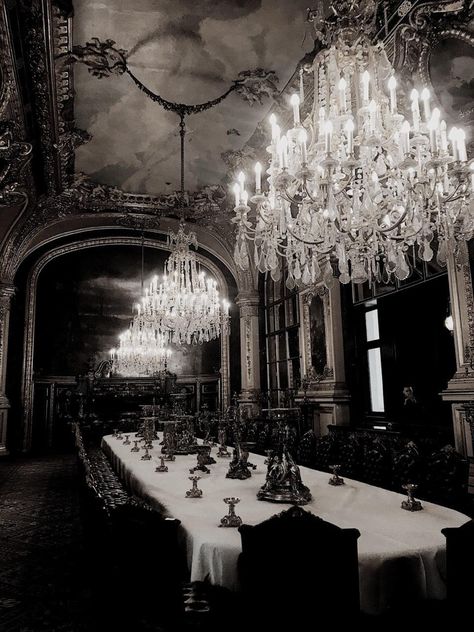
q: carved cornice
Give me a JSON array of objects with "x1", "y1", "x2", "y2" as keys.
[
  {"x1": 302, "y1": 284, "x2": 329, "y2": 305},
  {"x1": 0, "y1": 122, "x2": 33, "y2": 208},
  {"x1": 0, "y1": 5, "x2": 34, "y2": 208},
  {"x1": 19, "y1": 0, "x2": 59, "y2": 193},
  {"x1": 390, "y1": 0, "x2": 474, "y2": 95}
]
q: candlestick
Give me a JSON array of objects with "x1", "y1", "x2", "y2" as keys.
[
  {"x1": 368, "y1": 100, "x2": 377, "y2": 135},
  {"x1": 338, "y1": 77, "x2": 347, "y2": 113},
  {"x1": 401, "y1": 120, "x2": 410, "y2": 155},
  {"x1": 457, "y1": 129, "x2": 467, "y2": 162},
  {"x1": 324, "y1": 120, "x2": 333, "y2": 154},
  {"x1": 388, "y1": 76, "x2": 397, "y2": 114},
  {"x1": 298, "y1": 128, "x2": 308, "y2": 164},
  {"x1": 290, "y1": 93, "x2": 300, "y2": 126},
  {"x1": 279, "y1": 136, "x2": 288, "y2": 168},
  {"x1": 272, "y1": 123, "x2": 280, "y2": 144},
  {"x1": 237, "y1": 171, "x2": 245, "y2": 194},
  {"x1": 449, "y1": 127, "x2": 459, "y2": 161},
  {"x1": 233, "y1": 182, "x2": 240, "y2": 207},
  {"x1": 410, "y1": 89, "x2": 420, "y2": 132},
  {"x1": 428, "y1": 114, "x2": 439, "y2": 154},
  {"x1": 420, "y1": 88, "x2": 431, "y2": 122},
  {"x1": 344, "y1": 118, "x2": 354, "y2": 155},
  {"x1": 439, "y1": 120, "x2": 448, "y2": 153},
  {"x1": 254, "y1": 162, "x2": 262, "y2": 192},
  {"x1": 361, "y1": 71, "x2": 370, "y2": 104}
]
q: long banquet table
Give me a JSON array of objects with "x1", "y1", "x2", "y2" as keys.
[{"x1": 102, "y1": 433, "x2": 469, "y2": 614}]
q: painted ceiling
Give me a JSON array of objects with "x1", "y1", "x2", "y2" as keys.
[{"x1": 72, "y1": 0, "x2": 315, "y2": 196}]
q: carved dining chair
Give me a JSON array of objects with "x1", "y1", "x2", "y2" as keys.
[{"x1": 238, "y1": 505, "x2": 361, "y2": 624}]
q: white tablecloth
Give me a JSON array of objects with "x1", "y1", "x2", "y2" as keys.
[{"x1": 102, "y1": 433, "x2": 469, "y2": 614}]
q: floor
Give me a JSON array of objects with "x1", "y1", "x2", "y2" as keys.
[{"x1": 0, "y1": 452, "x2": 168, "y2": 632}]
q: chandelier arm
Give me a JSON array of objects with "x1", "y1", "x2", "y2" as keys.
[
  {"x1": 302, "y1": 181, "x2": 319, "y2": 203},
  {"x1": 280, "y1": 189, "x2": 303, "y2": 205},
  {"x1": 285, "y1": 223, "x2": 329, "y2": 247},
  {"x1": 413, "y1": 179, "x2": 437, "y2": 201},
  {"x1": 255, "y1": 208, "x2": 275, "y2": 227},
  {"x1": 444, "y1": 182, "x2": 468, "y2": 203}
]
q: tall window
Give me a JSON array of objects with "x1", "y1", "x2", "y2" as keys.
[
  {"x1": 364, "y1": 301, "x2": 385, "y2": 413},
  {"x1": 264, "y1": 266, "x2": 300, "y2": 406}
]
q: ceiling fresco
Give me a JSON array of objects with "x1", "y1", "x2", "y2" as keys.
[{"x1": 72, "y1": 0, "x2": 315, "y2": 196}]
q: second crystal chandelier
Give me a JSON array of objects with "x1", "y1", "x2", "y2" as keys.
[
  {"x1": 232, "y1": 1, "x2": 474, "y2": 287},
  {"x1": 139, "y1": 223, "x2": 230, "y2": 345}
]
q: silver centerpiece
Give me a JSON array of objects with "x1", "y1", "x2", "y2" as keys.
[
  {"x1": 186, "y1": 475, "x2": 203, "y2": 498},
  {"x1": 226, "y1": 443, "x2": 252, "y2": 480},
  {"x1": 175, "y1": 418, "x2": 198, "y2": 454},
  {"x1": 328, "y1": 464, "x2": 345, "y2": 486},
  {"x1": 161, "y1": 420, "x2": 177, "y2": 454},
  {"x1": 155, "y1": 456, "x2": 169, "y2": 473},
  {"x1": 401, "y1": 483, "x2": 423, "y2": 511},
  {"x1": 219, "y1": 497, "x2": 242, "y2": 528},
  {"x1": 162, "y1": 418, "x2": 197, "y2": 455},
  {"x1": 189, "y1": 445, "x2": 213, "y2": 474},
  {"x1": 216, "y1": 417, "x2": 231, "y2": 458},
  {"x1": 257, "y1": 423, "x2": 312, "y2": 505}
]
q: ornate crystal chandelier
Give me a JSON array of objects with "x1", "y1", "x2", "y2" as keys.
[
  {"x1": 139, "y1": 223, "x2": 230, "y2": 345},
  {"x1": 232, "y1": 1, "x2": 474, "y2": 287},
  {"x1": 109, "y1": 317, "x2": 171, "y2": 377}
]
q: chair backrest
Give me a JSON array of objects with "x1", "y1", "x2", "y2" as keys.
[
  {"x1": 442, "y1": 519, "x2": 474, "y2": 612},
  {"x1": 238, "y1": 505, "x2": 360, "y2": 621}
]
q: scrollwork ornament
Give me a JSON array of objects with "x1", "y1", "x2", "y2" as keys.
[
  {"x1": 69, "y1": 38, "x2": 279, "y2": 117},
  {"x1": 0, "y1": 122, "x2": 33, "y2": 207}
]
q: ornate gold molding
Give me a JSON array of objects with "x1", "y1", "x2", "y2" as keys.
[{"x1": 300, "y1": 284, "x2": 334, "y2": 385}]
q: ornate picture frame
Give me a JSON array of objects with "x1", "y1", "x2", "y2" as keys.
[{"x1": 299, "y1": 285, "x2": 334, "y2": 386}]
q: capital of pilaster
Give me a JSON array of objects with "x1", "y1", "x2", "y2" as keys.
[
  {"x1": 235, "y1": 291, "x2": 260, "y2": 317},
  {"x1": 0, "y1": 283, "x2": 15, "y2": 318}
]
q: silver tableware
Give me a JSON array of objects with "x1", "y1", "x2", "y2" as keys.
[
  {"x1": 123, "y1": 435, "x2": 131, "y2": 445},
  {"x1": 131, "y1": 440, "x2": 140, "y2": 452},
  {"x1": 155, "y1": 456, "x2": 169, "y2": 473},
  {"x1": 401, "y1": 483, "x2": 423, "y2": 511},
  {"x1": 219, "y1": 497, "x2": 242, "y2": 528},
  {"x1": 164, "y1": 449, "x2": 176, "y2": 461},
  {"x1": 185, "y1": 476, "x2": 203, "y2": 498},
  {"x1": 217, "y1": 443, "x2": 231, "y2": 458},
  {"x1": 189, "y1": 445, "x2": 213, "y2": 474},
  {"x1": 141, "y1": 447, "x2": 152, "y2": 461},
  {"x1": 328, "y1": 464, "x2": 345, "y2": 486}
]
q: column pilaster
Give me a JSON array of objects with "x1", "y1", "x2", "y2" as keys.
[
  {"x1": 0, "y1": 283, "x2": 15, "y2": 456},
  {"x1": 235, "y1": 290, "x2": 261, "y2": 414},
  {"x1": 441, "y1": 247, "x2": 474, "y2": 458}
]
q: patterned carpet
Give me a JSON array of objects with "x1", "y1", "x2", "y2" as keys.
[{"x1": 0, "y1": 453, "x2": 167, "y2": 632}]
